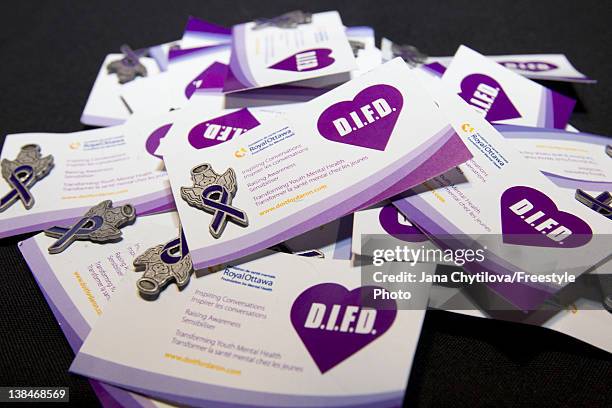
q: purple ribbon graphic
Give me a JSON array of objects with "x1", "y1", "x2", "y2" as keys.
[
  {"x1": 201, "y1": 185, "x2": 248, "y2": 238},
  {"x1": 0, "y1": 165, "x2": 35, "y2": 211},
  {"x1": 160, "y1": 229, "x2": 190, "y2": 264},
  {"x1": 46, "y1": 216, "x2": 104, "y2": 253}
]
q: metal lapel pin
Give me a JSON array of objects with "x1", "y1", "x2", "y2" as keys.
[
  {"x1": 349, "y1": 40, "x2": 365, "y2": 57},
  {"x1": 107, "y1": 44, "x2": 148, "y2": 84},
  {"x1": 44, "y1": 200, "x2": 136, "y2": 254},
  {"x1": 269, "y1": 242, "x2": 325, "y2": 258},
  {"x1": 0, "y1": 144, "x2": 53, "y2": 212},
  {"x1": 253, "y1": 10, "x2": 312, "y2": 30},
  {"x1": 575, "y1": 189, "x2": 612, "y2": 219},
  {"x1": 180, "y1": 164, "x2": 249, "y2": 239},
  {"x1": 134, "y1": 225, "x2": 193, "y2": 300},
  {"x1": 390, "y1": 41, "x2": 428, "y2": 66}
]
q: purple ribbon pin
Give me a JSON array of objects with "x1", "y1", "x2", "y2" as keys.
[
  {"x1": 0, "y1": 144, "x2": 53, "y2": 212},
  {"x1": 181, "y1": 164, "x2": 249, "y2": 239},
  {"x1": 201, "y1": 184, "x2": 248, "y2": 239}
]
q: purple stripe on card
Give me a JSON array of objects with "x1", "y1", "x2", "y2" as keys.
[
  {"x1": 237, "y1": 85, "x2": 330, "y2": 98},
  {"x1": 540, "y1": 171, "x2": 612, "y2": 191},
  {"x1": 0, "y1": 188, "x2": 174, "y2": 238},
  {"x1": 550, "y1": 90, "x2": 576, "y2": 130},
  {"x1": 190, "y1": 126, "x2": 460, "y2": 270},
  {"x1": 18, "y1": 238, "x2": 90, "y2": 350},
  {"x1": 183, "y1": 32, "x2": 233, "y2": 44},
  {"x1": 19, "y1": 236, "x2": 165, "y2": 408},
  {"x1": 143, "y1": 199, "x2": 176, "y2": 216},
  {"x1": 345, "y1": 26, "x2": 374, "y2": 37},
  {"x1": 538, "y1": 88, "x2": 575, "y2": 130},
  {"x1": 495, "y1": 124, "x2": 611, "y2": 145},
  {"x1": 531, "y1": 75, "x2": 596, "y2": 84},
  {"x1": 71, "y1": 353, "x2": 403, "y2": 408},
  {"x1": 223, "y1": 24, "x2": 257, "y2": 92},
  {"x1": 80, "y1": 114, "x2": 127, "y2": 127},
  {"x1": 537, "y1": 89, "x2": 549, "y2": 128},
  {"x1": 89, "y1": 381, "x2": 124, "y2": 408},
  {"x1": 100, "y1": 384, "x2": 158, "y2": 408},
  {"x1": 332, "y1": 214, "x2": 354, "y2": 260},
  {"x1": 184, "y1": 16, "x2": 231, "y2": 35},
  {"x1": 359, "y1": 130, "x2": 471, "y2": 209},
  {"x1": 168, "y1": 43, "x2": 230, "y2": 62},
  {"x1": 421, "y1": 62, "x2": 446, "y2": 77}
]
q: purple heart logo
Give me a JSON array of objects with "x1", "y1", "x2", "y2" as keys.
[
  {"x1": 500, "y1": 186, "x2": 592, "y2": 248},
  {"x1": 499, "y1": 61, "x2": 558, "y2": 72},
  {"x1": 184, "y1": 61, "x2": 229, "y2": 98},
  {"x1": 188, "y1": 108, "x2": 260, "y2": 149},
  {"x1": 379, "y1": 204, "x2": 428, "y2": 242},
  {"x1": 268, "y1": 48, "x2": 334, "y2": 72},
  {"x1": 317, "y1": 84, "x2": 403, "y2": 151},
  {"x1": 458, "y1": 73, "x2": 521, "y2": 122},
  {"x1": 145, "y1": 123, "x2": 173, "y2": 159},
  {"x1": 290, "y1": 283, "x2": 397, "y2": 373}
]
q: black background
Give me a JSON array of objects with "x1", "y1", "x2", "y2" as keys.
[{"x1": 0, "y1": 1, "x2": 611, "y2": 407}]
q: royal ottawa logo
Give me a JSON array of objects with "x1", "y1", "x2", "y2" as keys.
[{"x1": 234, "y1": 147, "x2": 248, "y2": 158}]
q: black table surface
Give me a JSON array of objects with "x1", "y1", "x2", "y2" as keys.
[{"x1": 0, "y1": 1, "x2": 611, "y2": 407}]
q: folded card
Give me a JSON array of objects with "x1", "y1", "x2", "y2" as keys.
[
  {"x1": 381, "y1": 39, "x2": 594, "y2": 83},
  {"x1": 203, "y1": 27, "x2": 382, "y2": 113},
  {"x1": 441, "y1": 45, "x2": 576, "y2": 129},
  {"x1": 121, "y1": 43, "x2": 232, "y2": 113},
  {"x1": 0, "y1": 124, "x2": 173, "y2": 238},
  {"x1": 19, "y1": 211, "x2": 182, "y2": 408},
  {"x1": 281, "y1": 215, "x2": 353, "y2": 260},
  {"x1": 284, "y1": 25, "x2": 382, "y2": 89},
  {"x1": 352, "y1": 202, "x2": 436, "y2": 257},
  {"x1": 71, "y1": 250, "x2": 428, "y2": 407},
  {"x1": 354, "y1": 125, "x2": 612, "y2": 256},
  {"x1": 180, "y1": 16, "x2": 232, "y2": 49},
  {"x1": 392, "y1": 81, "x2": 610, "y2": 310},
  {"x1": 494, "y1": 124, "x2": 612, "y2": 193},
  {"x1": 223, "y1": 11, "x2": 357, "y2": 93},
  {"x1": 162, "y1": 58, "x2": 472, "y2": 270},
  {"x1": 152, "y1": 106, "x2": 280, "y2": 158},
  {"x1": 81, "y1": 53, "x2": 163, "y2": 126},
  {"x1": 431, "y1": 54, "x2": 594, "y2": 83},
  {"x1": 432, "y1": 276, "x2": 612, "y2": 354},
  {"x1": 82, "y1": 20, "x2": 232, "y2": 127}
]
